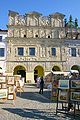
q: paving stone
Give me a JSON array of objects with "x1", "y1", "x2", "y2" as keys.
[{"x1": 0, "y1": 84, "x2": 79, "y2": 120}]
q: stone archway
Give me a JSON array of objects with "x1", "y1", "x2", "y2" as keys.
[
  {"x1": 13, "y1": 65, "x2": 26, "y2": 83},
  {"x1": 71, "y1": 65, "x2": 80, "y2": 72},
  {"x1": 52, "y1": 66, "x2": 61, "y2": 71},
  {"x1": 34, "y1": 65, "x2": 44, "y2": 83}
]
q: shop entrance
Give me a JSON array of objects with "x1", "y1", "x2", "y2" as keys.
[
  {"x1": 52, "y1": 66, "x2": 61, "y2": 71},
  {"x1": 34, "y1": 66, "x2": 44, "y2": 83},
  {"x1": 13, "y1": 65, "x2": 26, "y2": 83},
  {"x1": 71, "y1": 65, "x2": 79, "y2": 71}
]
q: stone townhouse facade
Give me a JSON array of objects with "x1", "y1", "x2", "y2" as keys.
[
  {"x1": 6, "y1": 10, "x2": 80, "y2": 83},
  {"x1": 0, "y1": 29, "x2": 7, "y2": 74}
]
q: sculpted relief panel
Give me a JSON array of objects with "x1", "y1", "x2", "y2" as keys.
[
  {"x1": 8, "y1": 11, "x2": 66, "y2": 39},
  {"x1": 46, "y1": 29, "x2": 52, "y2": 38},
  {"x1": 15, "y1": 15, "x2": 19, "y2": 25},
  {"x1": 27, "y1": 28, "x2": 33, "y2": 38},
  {"x1": 27, "y1": 16, "x2": 38, "y2": 26},
  {"x1": 33, "y1": 29, "x2": 39, "y2": 38},
  {"x1": 39, "y1": 29, "x2": 45, "y2": 38},
  {"x1": 9, "y1": 16, "x2": 15, "y2": 25},
  {"x1": 14, "y1": 29, "x2": 19, "y2": 37},
  {"x1": 20, "y1": 28, "x2": 26, "y2": 37},
  {"x1": 8, "y1": 28, "x2": 14, "y2": 37},
  {"x1": 51, "y1": 18, "x2": 63, "y2": 27},
  {"x1": 59, "y1": 30, "x2": 65, "y2": 39},
  {"x1": 39, "y1": 16, "x2": 50, "y2": 26},
  {"x1": 18, "y1": 15, "x2": 25, "y2": 25}
]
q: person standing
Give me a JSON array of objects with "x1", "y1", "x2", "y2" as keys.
[
  {"x1": 36, "y1": 76, "x2": 41, "y2": 88},
  {"x1": 39, "y1": 76, "x2": 44, "y2": 94}
]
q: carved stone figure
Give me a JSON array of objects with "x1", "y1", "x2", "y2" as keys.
[{"x1": 9, "y1": 16, "x2": 15, "y2": 25}]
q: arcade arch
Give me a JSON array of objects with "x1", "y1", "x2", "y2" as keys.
[
  {"x1": 52, "y1": 65, "x2": 61, "y2": 71},
  {"x1": 13, "y1": 65, "x2": 26, "y2": 83},
  {"x1": 71, "y1": 65, "x2": 80, "y2": 73},
  {"x1": 34, "y1": 65, "x2": 44, "y2": 83}
]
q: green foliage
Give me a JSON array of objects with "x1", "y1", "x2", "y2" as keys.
[
  {"x1": 69, "y1": 15, "x2": 72, "y2": 23},
  {"x1": 75, "y1": 18, "x2": 78, "y2": 28}
]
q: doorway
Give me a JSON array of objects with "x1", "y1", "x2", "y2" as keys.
[{"x1": 13, "y1": 65, "x2": 26, "y2": 83}]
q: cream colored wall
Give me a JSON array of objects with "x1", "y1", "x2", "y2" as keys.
[
  {"x1": 26, "y1": 72, "x2": 34, "y2": 83},
  {"x1": 6, "y1": 11, "x2": 69, "y2": 83}
]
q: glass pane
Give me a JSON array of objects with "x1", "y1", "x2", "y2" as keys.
[
  {"x1": 18, "y1": 47, "x2": 24, "y2": 56},
  {"x1": 0, "y1": 48, "x2": 4, "y2": 57},
  {"x1": 0, "y1": 36, "x2": 2, "y2": 42},
  {"x1": 71, "y1": 48, "x2": 76, "y2": 57},
  {"x1": 51, "y1": 48, "x2": 56, "y2": 56},
  {"x1": 29, "y1": 48, "x2": 35, "y2": 56}
]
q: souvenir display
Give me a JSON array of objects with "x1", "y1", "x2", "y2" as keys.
[
  {"x1": 7, "y1": 76, "x2": 15, "y2": 85},
  {"x1": 0, "y1": 89, "x2": 7, "y2": 99},
  {"x1": 58, "y1": 80, "x2": 69, "y2": 89},
  {"x1": 71, "y1": 80, "x2": 80, "y2": 88}
]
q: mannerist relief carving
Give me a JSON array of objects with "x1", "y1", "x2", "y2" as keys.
[
  {"x1": 53, "y1": 30, "x2": 59, "y2": 38},
  {"x1": 46, "y1": 29, "x2": 52, "y2": 38},
  {"x1": 20, "y1": 28, "x2": 26, "y2": 37},
  {"x1": 18, "y1": 15, "x2": 25, "y2": 25},
  {"x1": 32, "y1": 16, "x2": 39, "y2": 26},
  {"x1": 27, "y1": 28, "x2": 33, "y2": 38},
  {"x1": 43, "y1": 16, "x2": 50, "y2": 26},
  {"x1": 59, "y1": 30, "x2": 65, "y2": 39},
  {"x1": 39, "y1": 16, "x2": 46, "y2": 26},
  {"x1": 27, "y1": 16, "x2": 34, "y2": 26},
  {"x1": 27, "y1": 16, "x2": 38, "y2": 26},
  {"x1": 8, "y1": 28, "x2": 14, "y2": 37},
  {"x1": 14, "y1": 29, "x2": 19, "y2": 37},
  {"x1": 51, "y1": 18, "x2": 55, "y2": 27},
  {"x1": 54, "y1": 19, "x2": 60, "y2": 27},
  {"x1": 9, "y1": 16, "x2": 15, "y2": 25},
  {"x1": 39, "y1": 16, "x2": 50, "y2": 26},
  {"x1": 33, "y1": 29, "x2": 39, "y2": 38},
  {"x1": 55, "y1": 19, "x2": 62, "y2": 27},
  {"x1": 15, "y1": 15, "x2": 19, "y2": 25},
  {"x1": 51, "y1": 30, "x2": 55, "y2": 38},
  {"x1": 51, "y1": 18, "x2": 62, "y2": 27},
  {"x1": 39, "y1": 29, "x2": 45, "y2": 38}
]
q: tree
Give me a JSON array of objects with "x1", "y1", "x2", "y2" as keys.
[
  {"x1": 75, "y1": 18, "x2": 78, "y2": 28},
  {"x1": 69, "y1": 15, "x2": 72, "y2": 23}
]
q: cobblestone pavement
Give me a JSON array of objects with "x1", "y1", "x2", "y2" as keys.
[{"x1": 0, "y1": 84, "x2": 79, "y2": 120}]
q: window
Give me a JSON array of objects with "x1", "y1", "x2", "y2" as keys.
[
  {"x1": 18, "y1": 47, "x2": 24, "y2": 56},
  {"x1": 0, "y1": 48, "x2": 5, "y2": 57},
  {"x1": 71, "y1": 48, "x2": 76, "y2": 57},
  {"x1": 29, "y1": 48, "x2": 35, "y2": 56},
  {"x1": 51, "y1": 48, "x2": 56, "y2": 56},
  {"x1": 0, "y1": 36, "x2": 2, "y2": 42},
  {"x1": 78, "y1": 49, "x2": 80, "y2": 56}
]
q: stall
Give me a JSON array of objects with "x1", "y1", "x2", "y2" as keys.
[
  {"x1": 51, "y1": 71, "x2": 70, "y2": 101},
  {"x1": 56, "y1": 78, "x2": 80, "y2": 118},
  {"x1": 0, "y1": 74, "x2": 24, "y2": 105}
]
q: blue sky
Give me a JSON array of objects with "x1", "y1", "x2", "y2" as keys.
[{"x1": 0, "y1": 0, "x2": 80, "y2": 29}]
